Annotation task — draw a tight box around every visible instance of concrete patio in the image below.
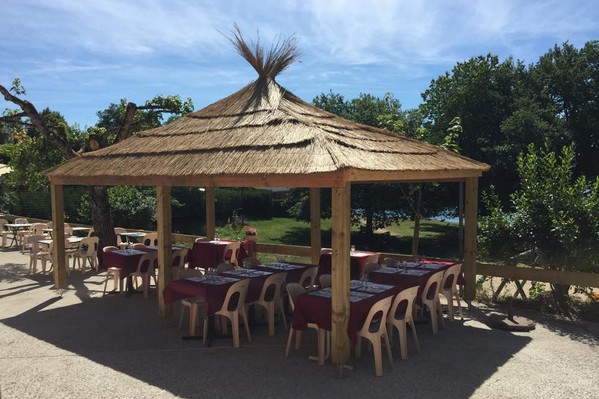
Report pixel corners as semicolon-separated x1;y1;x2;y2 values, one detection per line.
0;247;597;398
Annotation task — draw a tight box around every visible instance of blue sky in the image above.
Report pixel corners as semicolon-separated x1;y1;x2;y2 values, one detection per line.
2;0;598;128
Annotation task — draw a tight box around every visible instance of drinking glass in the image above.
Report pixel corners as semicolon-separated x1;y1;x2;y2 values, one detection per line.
350;245;356;253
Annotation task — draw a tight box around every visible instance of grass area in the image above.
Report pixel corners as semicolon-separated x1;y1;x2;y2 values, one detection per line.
216;217;460;260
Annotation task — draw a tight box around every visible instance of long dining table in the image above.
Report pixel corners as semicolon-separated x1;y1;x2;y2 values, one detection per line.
187;239;248;269
291;281;403;344
318;249;378;280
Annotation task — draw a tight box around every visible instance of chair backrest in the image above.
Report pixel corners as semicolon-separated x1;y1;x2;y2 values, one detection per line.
365;253;380;264
86;227;94;237
383;257;399;268
422;270;445;301
387;285;419;323
222;278;250;312
242;257;260;268
103;246;119;253
143;232;158;246
258;272;287;303
132;243;147;249
223;241;241;266
299;266;318;288
441;263;462;292
360;296;393;335
136;252;158;274
286;282;305;311
0;218;8;230
27;234;46;254
31;223;48;235
63;224;73;236
363;262;381;276
319;274;331;288
14;218;28;224
216;262;235;273
114;227;127;243
195;237;208;243
79;237;99;256
171;248;189;268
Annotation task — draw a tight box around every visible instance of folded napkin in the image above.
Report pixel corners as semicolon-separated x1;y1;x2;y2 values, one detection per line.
397;269;429;276
309;287;333;298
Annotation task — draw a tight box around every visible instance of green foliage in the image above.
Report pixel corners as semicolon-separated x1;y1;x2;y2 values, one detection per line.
479;143;599;274
215;188;273;223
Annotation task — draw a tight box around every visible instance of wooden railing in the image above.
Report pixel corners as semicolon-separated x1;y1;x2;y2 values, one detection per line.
5;214;598;288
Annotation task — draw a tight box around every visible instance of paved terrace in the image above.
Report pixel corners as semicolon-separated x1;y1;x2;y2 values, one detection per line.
0;248;597;398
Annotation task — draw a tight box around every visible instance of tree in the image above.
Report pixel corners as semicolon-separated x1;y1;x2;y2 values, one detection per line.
478;143;599;307
0;79;193;251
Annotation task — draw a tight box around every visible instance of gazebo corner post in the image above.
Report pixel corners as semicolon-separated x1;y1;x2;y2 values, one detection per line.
205;186;215;240
157;185;173;318
50;183;67;289
331;183;351;365
309;188;321;265
463;177;479;302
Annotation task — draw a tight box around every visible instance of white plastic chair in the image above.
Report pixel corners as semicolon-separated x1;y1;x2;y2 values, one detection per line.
27;234;51;274
355;296;394;377
203;278;251;348
246;272;288;336
177;268;207;336
298;267;318;289
114;227;129;249
130;252;158;298
223;241;241;266
142;232;158;246
439;263;464;321
419;270;445;334
386;286;420;360
102;246;122;295
72;237;99;272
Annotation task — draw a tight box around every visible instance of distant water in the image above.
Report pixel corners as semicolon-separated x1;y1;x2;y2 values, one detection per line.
433;216;460;224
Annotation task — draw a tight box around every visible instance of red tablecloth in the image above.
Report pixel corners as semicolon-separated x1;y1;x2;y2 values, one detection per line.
188;240;248;269
291;283;401;343
318;251;377;280
101;247;156;277
163;269;287;315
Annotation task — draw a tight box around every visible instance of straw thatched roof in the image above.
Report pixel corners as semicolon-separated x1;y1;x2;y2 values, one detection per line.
46;78;488;187
46;28;488;188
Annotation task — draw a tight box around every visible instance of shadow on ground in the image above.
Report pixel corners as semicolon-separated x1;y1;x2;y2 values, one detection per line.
1;276;533;399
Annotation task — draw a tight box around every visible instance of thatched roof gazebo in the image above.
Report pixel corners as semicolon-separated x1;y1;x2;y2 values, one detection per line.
45;29;489;365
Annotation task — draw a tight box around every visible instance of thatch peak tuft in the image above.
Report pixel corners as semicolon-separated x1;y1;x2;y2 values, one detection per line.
228;23;301;80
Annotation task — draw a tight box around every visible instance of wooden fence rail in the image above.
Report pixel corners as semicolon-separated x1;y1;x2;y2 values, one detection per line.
5;215;598;288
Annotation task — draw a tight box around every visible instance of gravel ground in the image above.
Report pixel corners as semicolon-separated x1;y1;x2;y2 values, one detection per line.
1;248;597;399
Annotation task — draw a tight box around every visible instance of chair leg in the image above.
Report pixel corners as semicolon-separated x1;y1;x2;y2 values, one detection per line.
372;337;383;377
409;320;420;353
231;313;240;348
285;328;295;357
455;290;464;320
242;308;252;343
428;302;438;334
383;332;393;368
278;300;288;331
267;303;275;336
398;322;408;360
203;316;209;345
189;303;198;336
295;330;303;350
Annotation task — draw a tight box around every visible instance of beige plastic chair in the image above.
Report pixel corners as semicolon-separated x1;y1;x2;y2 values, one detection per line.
21;223;47;251
247;272;288;336
203;278;251;348
299;266;318;289
216;262;235;273
319;274;331;288
14;217;28;224
177;268;207;336
383;257;399;268
86;227;94;237
439;263;464;321
64;223;73;237
365;253;380;264
114;227;129;249
44;237;74;276
355;296;394;377
130;252;158;298
171;248;190;279
72;237;99;272
284;283;329;365
242;257;260;268
223;241;241;266
361;262;381;279
419;270;445;334
102;246;122;295
27;234;51;274
386;286;420;360
0;218;9;247
14;218;31;250
142;232;158;246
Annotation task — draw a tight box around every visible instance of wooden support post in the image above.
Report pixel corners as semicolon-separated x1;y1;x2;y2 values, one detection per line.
50;184;67;289
157;186;173;318
464;177;479;301
310;188;321;265
411;184;422;257
331;184;351;365
205;187;215;240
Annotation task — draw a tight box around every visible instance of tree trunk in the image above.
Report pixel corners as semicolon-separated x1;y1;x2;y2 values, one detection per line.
90;186;115;265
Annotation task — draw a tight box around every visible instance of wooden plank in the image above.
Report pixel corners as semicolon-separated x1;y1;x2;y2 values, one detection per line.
157;186;173;319
463;177;479;301
331;184;351;365
477;262;599;287
255;243;312;257
347;169;483;183
50;184;67;289
310;188;321;265
205;187;215;240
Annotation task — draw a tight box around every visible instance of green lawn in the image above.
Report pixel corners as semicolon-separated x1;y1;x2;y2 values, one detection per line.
216;217;460;259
